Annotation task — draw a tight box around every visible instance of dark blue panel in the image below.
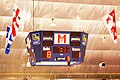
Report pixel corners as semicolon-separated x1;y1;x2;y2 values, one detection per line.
30;32;41;62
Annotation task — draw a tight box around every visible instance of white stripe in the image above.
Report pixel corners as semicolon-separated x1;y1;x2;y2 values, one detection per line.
35;61;77;66
26;39;31;48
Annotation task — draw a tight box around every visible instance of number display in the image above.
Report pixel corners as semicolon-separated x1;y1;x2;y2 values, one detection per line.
53;46;70;53
72;51;81;58
42;51;51;58
47;51;51;58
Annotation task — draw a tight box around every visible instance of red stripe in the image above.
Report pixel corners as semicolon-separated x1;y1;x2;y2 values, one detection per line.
12;8;20;37
12;22;16;37
109;9;116;22
15;8;20;17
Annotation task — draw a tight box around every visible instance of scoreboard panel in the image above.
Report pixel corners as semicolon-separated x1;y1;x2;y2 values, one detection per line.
25;30;88;66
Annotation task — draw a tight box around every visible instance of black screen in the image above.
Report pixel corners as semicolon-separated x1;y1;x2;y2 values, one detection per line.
42;41;53;46
70;32;81;37
42;51;47;58
70;42;80;46
43;31;54;36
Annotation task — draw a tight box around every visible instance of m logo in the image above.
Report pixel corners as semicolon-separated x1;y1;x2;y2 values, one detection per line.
58;34;66;43
54;33;70;44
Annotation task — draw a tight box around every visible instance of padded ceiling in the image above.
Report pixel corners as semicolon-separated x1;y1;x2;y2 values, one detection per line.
0;0;120;79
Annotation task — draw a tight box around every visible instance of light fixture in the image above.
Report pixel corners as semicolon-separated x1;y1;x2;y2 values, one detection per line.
49;2;56;27
99;62;106;68
49;17;56;26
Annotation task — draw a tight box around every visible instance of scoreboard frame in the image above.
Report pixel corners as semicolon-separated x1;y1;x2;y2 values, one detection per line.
25;30;88;66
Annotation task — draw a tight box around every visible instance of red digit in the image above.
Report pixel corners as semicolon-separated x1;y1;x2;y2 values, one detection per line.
58;47;63;53
67;47;70;53
63;47;66;53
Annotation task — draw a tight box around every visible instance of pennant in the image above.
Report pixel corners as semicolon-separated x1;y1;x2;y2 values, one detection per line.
102;9;117;44
5;8;21;54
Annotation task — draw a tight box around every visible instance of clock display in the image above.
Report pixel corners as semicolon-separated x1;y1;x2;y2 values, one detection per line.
53;46;70;53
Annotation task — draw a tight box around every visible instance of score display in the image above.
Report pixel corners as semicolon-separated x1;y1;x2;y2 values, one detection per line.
53;46;70;53
25;30;88;66
42;51;52;58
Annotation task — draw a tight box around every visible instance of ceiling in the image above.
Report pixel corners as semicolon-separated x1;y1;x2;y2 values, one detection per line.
0;0;120;80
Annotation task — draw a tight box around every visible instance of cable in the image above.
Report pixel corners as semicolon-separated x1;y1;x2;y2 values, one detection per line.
33;0;34;31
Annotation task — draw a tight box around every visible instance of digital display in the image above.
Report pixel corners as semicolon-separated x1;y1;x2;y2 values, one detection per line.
70;41;80;46
43;31;54;36
53;46;70;53
72;51;81;58
42;51;52;58
70;32;81;37
42;41;53;46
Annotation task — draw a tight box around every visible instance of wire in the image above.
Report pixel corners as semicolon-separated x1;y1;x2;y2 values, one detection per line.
33;0;34;31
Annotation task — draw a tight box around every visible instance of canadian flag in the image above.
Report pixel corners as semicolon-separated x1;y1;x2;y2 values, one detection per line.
102;9;117;44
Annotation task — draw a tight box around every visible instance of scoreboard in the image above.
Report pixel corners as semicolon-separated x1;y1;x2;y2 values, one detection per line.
25;31;88;66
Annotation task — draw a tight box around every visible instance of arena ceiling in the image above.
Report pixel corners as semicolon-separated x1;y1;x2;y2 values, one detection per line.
0;0;120;80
